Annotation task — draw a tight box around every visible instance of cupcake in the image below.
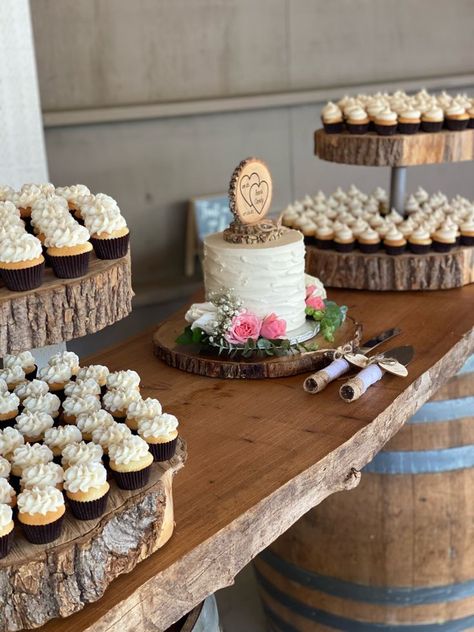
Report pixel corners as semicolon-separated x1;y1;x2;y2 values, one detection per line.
17;486;65;544
75;409;115;441
357;227;381;253
383;226;407;255
137;413;179;462
0;479;16;512
314;225;334;250
374;109;398;135
126;397;163;432
91;423;132;456
345;107;369;134
0;504;14;558
321;102;344;133
64;462;110;520
102;389;141;422
62;394;101;424
63;378;101;400
11;443;54;483
76;365;109;395
0;456;11;479
61;441;103;469
398;109;421;134
21;462;64;491
3;351;37;381
11;184;48;221
0;366;26;391
55;184;91;221
299;221;317;246
444;104;469;131
0;391;20;429
43;425;82;460
421;107;444;132
333;226;355;253
106;369;140;393
37;364;74;401
408;227;432;254
22;392;61;420
48;351;80;377
82;194;130;260
44;219;92;279
0;427;24;460
14;379;49;404
15;410;54;443
108;435;153;490
0;232;45;291
460;219;474;246
432;222;457;253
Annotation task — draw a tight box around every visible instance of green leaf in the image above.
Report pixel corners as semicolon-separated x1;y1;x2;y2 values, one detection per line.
175;326;194;345
192;327;204;343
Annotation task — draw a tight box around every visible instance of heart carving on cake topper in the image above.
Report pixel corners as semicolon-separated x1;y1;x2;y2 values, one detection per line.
229;158;273;225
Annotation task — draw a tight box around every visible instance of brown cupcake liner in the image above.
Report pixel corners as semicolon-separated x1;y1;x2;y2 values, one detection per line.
49;251;90;279
25;367;38;381
358;242;381;254
468;118;474;129
0;261;45;291
0;531;14;559
302;236;316;246
334;241;355;253
445;118;469;131
9;474;21;493
408;243;431;254
90;233;130;260
374;123;397;136
322;121;343;134
397;122;420;134
0;417;16;431
460;235;474;246
432;241;453;253
148;437;178;462
112;464;151;490
421;120;443;133
68;491;109;520
346;122;369;135
316;239;334;250
385;244;406;256
21;515;64;544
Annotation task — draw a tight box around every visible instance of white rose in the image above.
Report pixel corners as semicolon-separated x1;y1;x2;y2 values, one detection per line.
184;302;218;335
304;274;327;299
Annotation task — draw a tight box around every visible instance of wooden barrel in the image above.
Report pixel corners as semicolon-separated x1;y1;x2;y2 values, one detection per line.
166;595;221;632
255;355;474;631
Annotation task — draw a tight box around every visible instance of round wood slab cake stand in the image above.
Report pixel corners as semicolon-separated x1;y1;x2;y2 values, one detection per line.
153;311;361;379
0;253;134;356
309;128;474;291
0;440;186;632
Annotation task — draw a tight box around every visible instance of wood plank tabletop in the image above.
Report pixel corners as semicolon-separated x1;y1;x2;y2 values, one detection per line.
39;286;474;632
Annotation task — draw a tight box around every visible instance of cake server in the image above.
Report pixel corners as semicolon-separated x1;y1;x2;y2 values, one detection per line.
303;327;401;394
339;345;414;403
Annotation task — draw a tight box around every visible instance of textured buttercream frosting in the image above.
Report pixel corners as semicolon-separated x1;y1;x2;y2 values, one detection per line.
15;411;54;439
38;364;73;384
0;233;43;263
21;462;64;489
106;369;140;392
64;378;101;399
0;479;15;504
0;391;19;414
91;423;132;448
44;425;82;451
48;351;80;370
126;397;162;421
64;461;107;494
62;394;102;417
3;351;35;371
0;365;26;387
76;364;109;384
203;230;306;332
17;485;64;516
23;392;61;416
55;184;91;204
75;409;115;436
0;456;11;478
103;389;140;412
0;427;24;456
108;435;150;465
61;441;103;467
0;504;12;529
138;412;179;439
43;219;90;248
12;443;53;471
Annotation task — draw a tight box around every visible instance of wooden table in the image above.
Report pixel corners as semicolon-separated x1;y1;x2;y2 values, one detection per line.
39;287;474;632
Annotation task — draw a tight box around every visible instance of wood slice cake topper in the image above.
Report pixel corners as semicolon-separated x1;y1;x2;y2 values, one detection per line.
225;157;283;244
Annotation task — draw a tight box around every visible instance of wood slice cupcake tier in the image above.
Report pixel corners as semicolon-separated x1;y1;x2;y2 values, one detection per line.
314;128;474;166
0;253;133;356
153;312;361;379
0;439;186;631
306;245;474;291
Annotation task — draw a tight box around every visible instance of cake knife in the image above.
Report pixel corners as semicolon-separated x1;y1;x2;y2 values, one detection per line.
303;327;401;394
339;345;414;403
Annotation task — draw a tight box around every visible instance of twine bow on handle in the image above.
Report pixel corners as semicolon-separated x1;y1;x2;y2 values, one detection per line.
303;342;358;394
339;354;408;403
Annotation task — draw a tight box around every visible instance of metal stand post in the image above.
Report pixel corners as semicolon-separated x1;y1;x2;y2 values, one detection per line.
389;166;407;215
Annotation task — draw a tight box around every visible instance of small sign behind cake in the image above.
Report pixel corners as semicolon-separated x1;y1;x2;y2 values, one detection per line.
225;157;283;244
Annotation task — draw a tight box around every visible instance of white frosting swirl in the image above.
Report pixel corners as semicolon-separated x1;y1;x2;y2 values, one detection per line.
399;109;421;120
92;423;132;448
138;413;179;439
0;186;14;202
43;425;82;451
15;411;54;438
409;227;431;242
0;456;11;478
84;210;127;236
44;219;90;248
64;461;107;493
0;427;24;456
75;409;115;435
334;225;354;242
347;107;368;122
81;192;121;217
17;486;64;516
61;441;103;467
76;364;109;384
55;184;91;204
23;393;61;416
62;394;101;417
38;364;73;384
445;104;466;116
376;109;397;123
0;365;26;386
15;379;49;402
0;479;15;504
12;184;44;208
12;443;53;471
384;226;405;242
21;462;64;489
103;389;140;413
0;504;12;529
0;391;19;414
108;435;150;464
64;379;101;399
3;351;35;371
126;397;162;421
423;107;444;121
0;232;43;263
30;196;69;230
0;380;7;395
106;370;140;392
48;351;80;370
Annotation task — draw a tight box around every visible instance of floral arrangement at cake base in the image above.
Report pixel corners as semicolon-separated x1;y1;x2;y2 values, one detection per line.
177;278;347;358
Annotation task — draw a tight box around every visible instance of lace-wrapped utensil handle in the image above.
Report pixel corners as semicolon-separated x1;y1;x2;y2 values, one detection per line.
303;357;351;394
339;364;384;402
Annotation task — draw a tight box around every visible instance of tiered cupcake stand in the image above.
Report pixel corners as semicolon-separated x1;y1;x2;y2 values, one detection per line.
308;128;474;290
0;253;186;631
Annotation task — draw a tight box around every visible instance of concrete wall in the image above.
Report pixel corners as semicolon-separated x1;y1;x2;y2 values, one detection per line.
30;0;474;299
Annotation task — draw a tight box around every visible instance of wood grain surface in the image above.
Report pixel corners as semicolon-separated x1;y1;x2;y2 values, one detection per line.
314;128;474;167
36;286;474;632
306;245;474;291
0;254;133;356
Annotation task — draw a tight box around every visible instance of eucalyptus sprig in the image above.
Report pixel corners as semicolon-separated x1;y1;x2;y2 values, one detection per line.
305;300;347;342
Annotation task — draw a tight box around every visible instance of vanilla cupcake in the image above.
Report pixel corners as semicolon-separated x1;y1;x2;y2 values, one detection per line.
21;462;64;491
0;366;26;391
0;427;24;460
48;351;80;377
137;412;179;462
106;369;140;393
64;378;101;400
460;219;474;246
102;389;141;421
11;183;47;220
0;232;45;291
374;109;398;135
408;227;432;254
444;104;469;131
0;504;14;558
62;394;101;424
22;392;61;420
37;363;74;401
75;409;114;441
3;351;37;381
315;225;334;250
0;457;10;479
11;443;54;480
321;102;344;134
44;218;92;278
0;391;20;429
345;107;369;134
14;379;48;404
357;227;381;254
126;397;163;432
398;109;421;134
91;423;132;455
64;462;109;520
421;107;444;133
15;410;54;443
76;364;109;394
0;479;16;508
432;221;457;252
108;435;153;490
82;194;130;260
61;441;103;469
333;225;355;253
43;425;82;459
55;184;91;220
17;485;65;544
383;225;407;255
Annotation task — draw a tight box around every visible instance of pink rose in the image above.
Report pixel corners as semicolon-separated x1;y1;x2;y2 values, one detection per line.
225;310;262;344
260;313;287;340
305;284;317;299
306;295;325;310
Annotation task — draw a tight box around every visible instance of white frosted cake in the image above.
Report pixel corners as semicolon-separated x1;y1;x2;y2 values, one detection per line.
203;229;307;332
